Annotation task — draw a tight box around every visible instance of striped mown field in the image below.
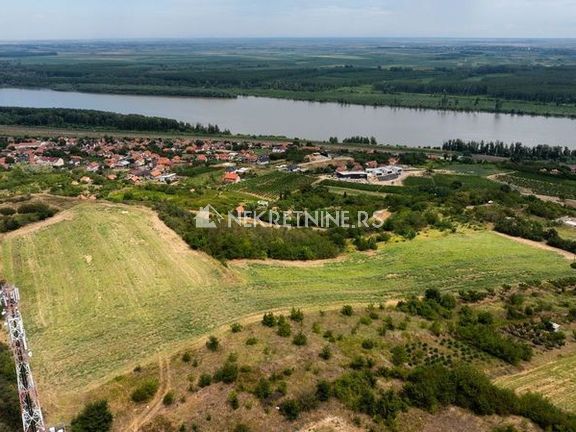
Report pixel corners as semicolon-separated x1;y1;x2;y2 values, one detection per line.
495;352;576;412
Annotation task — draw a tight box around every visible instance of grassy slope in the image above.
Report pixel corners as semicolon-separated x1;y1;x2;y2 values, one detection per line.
0;204;234;394
495;350;576;412
0;203;573;416
241;230;572;303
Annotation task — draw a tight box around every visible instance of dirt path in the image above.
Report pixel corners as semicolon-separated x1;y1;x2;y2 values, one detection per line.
493;231;575;261
129;357;171;432
298;415;363;432
373;209;392;222
1;208;76;241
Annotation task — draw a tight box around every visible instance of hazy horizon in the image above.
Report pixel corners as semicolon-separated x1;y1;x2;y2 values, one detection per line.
1;0;575;41
2;36;576;43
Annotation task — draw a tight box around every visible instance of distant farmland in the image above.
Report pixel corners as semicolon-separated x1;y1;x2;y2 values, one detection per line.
1;202;573;420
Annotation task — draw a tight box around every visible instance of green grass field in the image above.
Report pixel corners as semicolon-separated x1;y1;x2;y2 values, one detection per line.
240;230;573;303
495;351;576;412
439;163;505;177
1;202;573;418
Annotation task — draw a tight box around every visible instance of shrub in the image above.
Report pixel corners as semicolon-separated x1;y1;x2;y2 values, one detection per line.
290;307;304;322
234;424;250;432
391;346;408;366
213;359;238;384
131;379;159;403
312;322;321;334
198;373;212;388
279;399;301;421
430;321;443;336
182;352;191;363
277;316;291;337
228;391;239;410
245;337;258;346
359;316;372;326
230;323;243;333
17;202;56;219
323;330;335;342
477;311;494;325
349;355;373;370
262;312;277;327
70;400;113;432
332;370;377;413
319;346;332;360
316;380;331;402
162;391;175;406
361;339;375;350
293;332;307;346
341;305;354;316
384;316;396;330
206;335;220;352
0;207;15;216
253;378;272;401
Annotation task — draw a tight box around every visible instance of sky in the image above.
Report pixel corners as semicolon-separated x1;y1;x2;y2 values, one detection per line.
1;0;575;41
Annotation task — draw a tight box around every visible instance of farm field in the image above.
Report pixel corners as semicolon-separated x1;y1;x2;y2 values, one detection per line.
326;185;388;197
228;172;316;199
495;351;576;412
556;225;576;241
498;172;576;199
1;202;574;421
320;179;405;194
3;39;576;118
439;163;505;177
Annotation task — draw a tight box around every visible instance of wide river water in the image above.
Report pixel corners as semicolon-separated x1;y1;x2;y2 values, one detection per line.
1;88;575;148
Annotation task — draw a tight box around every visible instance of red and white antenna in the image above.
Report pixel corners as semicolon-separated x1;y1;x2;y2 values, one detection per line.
1;281;47;432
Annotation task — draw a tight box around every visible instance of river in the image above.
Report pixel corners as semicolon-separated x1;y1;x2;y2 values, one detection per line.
0;88;575;148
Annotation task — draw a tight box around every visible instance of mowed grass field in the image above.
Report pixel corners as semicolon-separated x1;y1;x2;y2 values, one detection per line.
239;230;574;304
1;202;574;419
0;203;237;413
495;352;576;412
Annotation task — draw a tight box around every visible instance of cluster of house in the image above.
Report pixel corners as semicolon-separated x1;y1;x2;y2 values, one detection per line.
333;157;404;182
336;165;403;182
0;136;290;184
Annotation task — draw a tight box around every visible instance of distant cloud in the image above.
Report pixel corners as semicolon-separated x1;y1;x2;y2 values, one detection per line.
0;0;574;40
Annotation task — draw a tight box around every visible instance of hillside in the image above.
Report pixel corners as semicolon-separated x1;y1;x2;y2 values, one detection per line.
82;303;576;432
1;201;574;425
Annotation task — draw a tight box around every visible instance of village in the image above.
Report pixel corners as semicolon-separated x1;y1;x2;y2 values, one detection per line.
0;135;415;187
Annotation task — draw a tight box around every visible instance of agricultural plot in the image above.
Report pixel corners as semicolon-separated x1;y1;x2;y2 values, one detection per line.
440;163;505;177
499;172;576;198
555;225;576;241
0;203;573;421
320;179;404;194
405;173;502;190
228;172;316;199
495;351;576;412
